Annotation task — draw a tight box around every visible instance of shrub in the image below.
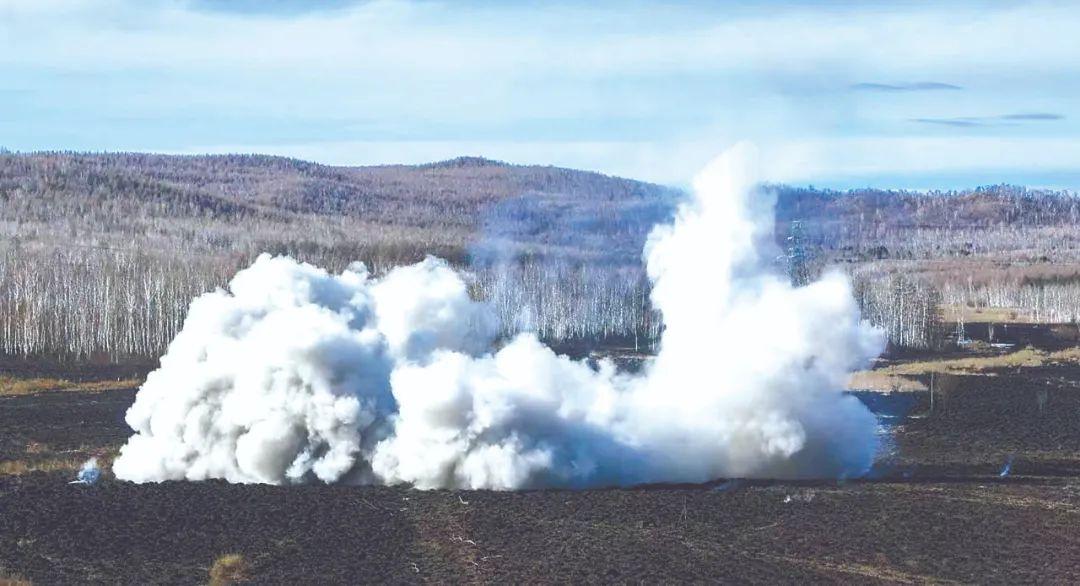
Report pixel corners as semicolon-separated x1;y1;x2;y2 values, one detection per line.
209;554;250;586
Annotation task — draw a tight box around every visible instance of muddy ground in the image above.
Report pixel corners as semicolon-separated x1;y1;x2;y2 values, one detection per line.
2;345;1080;583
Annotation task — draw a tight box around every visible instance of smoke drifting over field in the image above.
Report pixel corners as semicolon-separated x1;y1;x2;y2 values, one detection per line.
114;146;885;489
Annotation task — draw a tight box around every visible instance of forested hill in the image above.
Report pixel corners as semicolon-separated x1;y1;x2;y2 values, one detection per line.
772;184;1080;261
0;152;677;266
2;152;1076;267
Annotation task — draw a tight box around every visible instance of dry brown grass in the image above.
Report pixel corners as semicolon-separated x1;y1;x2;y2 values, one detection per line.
887;346;1080;376
847;371;927;392
941;304;1028;323
0;457;82;477
849;346;1080;391
209;554;251;586
0;376;140;397
0;444;119;478
0;571;32;586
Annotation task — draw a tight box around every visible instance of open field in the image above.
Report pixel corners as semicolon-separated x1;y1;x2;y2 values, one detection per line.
8;1;1080;583
2;323;1079;584
3;472;1079;584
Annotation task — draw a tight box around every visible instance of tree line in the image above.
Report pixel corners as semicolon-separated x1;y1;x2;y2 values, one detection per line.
1;152;1077;360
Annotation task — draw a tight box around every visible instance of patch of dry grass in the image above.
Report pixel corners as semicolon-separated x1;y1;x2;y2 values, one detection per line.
941;304;1028;323
847;371;927;392
0;457;82;477
849;346;1080;391
0;571;32;586
0;376;140;397
0;444;119;478
209;554;251;586
887;346;1080;376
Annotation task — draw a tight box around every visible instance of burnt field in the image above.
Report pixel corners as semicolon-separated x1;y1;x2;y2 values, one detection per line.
2;347;1080;584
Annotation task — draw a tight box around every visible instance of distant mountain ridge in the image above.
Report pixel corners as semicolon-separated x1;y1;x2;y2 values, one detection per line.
0;151;677;265
1;151;1077;266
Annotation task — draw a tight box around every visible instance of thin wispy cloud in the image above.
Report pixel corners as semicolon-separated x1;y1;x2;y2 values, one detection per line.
852;82;962;92
0;0;1077;188
1000;112;1065;121
912;118;985;127
912;113;1066;127
186;0;366;17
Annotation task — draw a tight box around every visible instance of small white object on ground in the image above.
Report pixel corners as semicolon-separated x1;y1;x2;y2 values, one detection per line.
70;458;101;485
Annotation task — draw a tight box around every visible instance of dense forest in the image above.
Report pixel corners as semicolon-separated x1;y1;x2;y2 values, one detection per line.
0;152;1077;360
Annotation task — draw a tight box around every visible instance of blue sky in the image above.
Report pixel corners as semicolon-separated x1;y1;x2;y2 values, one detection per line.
1;0;1078;189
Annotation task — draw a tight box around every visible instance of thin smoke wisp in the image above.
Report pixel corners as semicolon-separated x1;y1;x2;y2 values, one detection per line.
113;145;885;489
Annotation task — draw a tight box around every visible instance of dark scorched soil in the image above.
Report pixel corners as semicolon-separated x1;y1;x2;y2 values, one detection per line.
2;362;1080;584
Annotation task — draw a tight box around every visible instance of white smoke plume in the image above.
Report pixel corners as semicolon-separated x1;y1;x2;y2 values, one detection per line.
114;145;885;489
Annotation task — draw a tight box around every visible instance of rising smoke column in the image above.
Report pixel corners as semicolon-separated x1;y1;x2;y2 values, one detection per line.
624;144;885;480
113;145;885;488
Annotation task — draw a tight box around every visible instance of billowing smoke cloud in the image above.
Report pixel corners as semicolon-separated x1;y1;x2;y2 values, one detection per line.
114;145;885;489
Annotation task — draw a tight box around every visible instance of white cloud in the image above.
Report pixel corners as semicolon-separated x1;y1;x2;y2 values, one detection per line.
4;1;1078;78
2;0;1078;187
